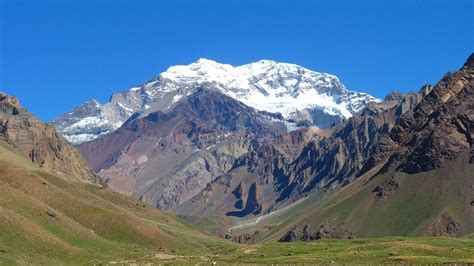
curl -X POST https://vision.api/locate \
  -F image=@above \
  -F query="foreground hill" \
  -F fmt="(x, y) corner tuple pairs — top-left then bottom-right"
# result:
(0, 140), (240, 263)
(0, 94), (237, 263)
(0, 93), (96, 183)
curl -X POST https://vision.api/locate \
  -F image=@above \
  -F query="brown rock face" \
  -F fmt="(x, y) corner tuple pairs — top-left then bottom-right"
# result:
(175, 91), (422, 218)
(0, 92), (97, 183)
(366, 53), (474, 174)
(275, 54), (474, 242)
(172, 128), (318, 217)
(79, 88), (286, 209)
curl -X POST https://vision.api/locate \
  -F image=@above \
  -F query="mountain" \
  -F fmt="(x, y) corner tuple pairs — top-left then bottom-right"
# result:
(0, 93), (96, 183)
(2, 54), (473, 263)
(53, 55), (473, 244)
(1, 91), (473, 264)
(52, 58), (378, 144)
(173, 88), (422, 220)
(79, 88), (287, 210)
(255, 54), (474, 242)
(0, 93), (236, 263)
(172, 54), (473, 242)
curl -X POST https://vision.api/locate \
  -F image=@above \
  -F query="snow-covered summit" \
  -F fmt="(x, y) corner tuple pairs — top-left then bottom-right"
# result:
(53, 58), (379, 144)
(144, 58), (376, 119)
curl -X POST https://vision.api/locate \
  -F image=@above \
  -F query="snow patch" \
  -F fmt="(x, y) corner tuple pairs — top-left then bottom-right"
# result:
(172, 94), (183, 104)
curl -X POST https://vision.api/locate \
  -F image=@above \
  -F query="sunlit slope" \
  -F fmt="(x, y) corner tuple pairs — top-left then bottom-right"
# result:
(262, 155), (474, 242)
(0, 140), (236, 264)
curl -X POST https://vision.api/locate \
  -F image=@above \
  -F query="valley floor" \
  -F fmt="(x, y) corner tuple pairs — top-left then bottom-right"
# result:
(2, 236), (473, 264)
(226, 237), (474, 264)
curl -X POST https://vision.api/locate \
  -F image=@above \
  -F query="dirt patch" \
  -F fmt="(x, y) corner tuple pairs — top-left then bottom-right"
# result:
(154, 253), (185, 260)
(243, 248), (258, 254)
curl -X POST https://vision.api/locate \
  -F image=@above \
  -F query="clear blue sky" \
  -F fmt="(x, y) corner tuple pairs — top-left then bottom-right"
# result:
(1, 0), (473, 121)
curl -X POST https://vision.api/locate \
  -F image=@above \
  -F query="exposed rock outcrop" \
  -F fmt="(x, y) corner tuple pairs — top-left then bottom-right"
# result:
(0, 92), (97, 183)
(366, 53), (474, 175)
(279, 223), (353, 242)
(372, 177), (399, 200)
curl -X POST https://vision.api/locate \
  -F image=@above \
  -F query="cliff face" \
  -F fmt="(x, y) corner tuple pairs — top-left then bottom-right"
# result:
(0, 93), (97, 183)
(365, 53), (474, 175)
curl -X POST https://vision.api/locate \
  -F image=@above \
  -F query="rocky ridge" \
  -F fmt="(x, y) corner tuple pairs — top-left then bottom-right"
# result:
(0, 92), (97, 183)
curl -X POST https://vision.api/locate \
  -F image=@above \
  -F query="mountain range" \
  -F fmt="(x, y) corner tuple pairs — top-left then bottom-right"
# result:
(0, 54), (472, 263)
(52, 59), (379, 213)
(52, 59), (378, 144)
(47, 55), (474, 244)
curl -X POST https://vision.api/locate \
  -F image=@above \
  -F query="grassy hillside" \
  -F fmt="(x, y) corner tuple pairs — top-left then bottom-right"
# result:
(261, 154), (474, 242)
(0, 140), (237, 264)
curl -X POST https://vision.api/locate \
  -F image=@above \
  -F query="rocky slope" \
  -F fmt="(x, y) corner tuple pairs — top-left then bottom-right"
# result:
(53, 59), (378, 144)
(267, 54), (474, 241)
(174, 88), (422, 218)
(172, 128), (325, 217)
(363, 54), (473, 175)
(0, 93), (96, 183)
(79, 88), (287, 209)
(174, 55), (473, 225)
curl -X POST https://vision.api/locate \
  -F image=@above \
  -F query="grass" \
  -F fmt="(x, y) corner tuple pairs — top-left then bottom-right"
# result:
(238, 238), (474, 264)
(222, 237), (474, 264)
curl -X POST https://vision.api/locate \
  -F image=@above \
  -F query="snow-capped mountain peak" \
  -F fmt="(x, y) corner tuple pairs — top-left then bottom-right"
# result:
(151, 58), (362, 118)
(53, 58), (379, 144)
